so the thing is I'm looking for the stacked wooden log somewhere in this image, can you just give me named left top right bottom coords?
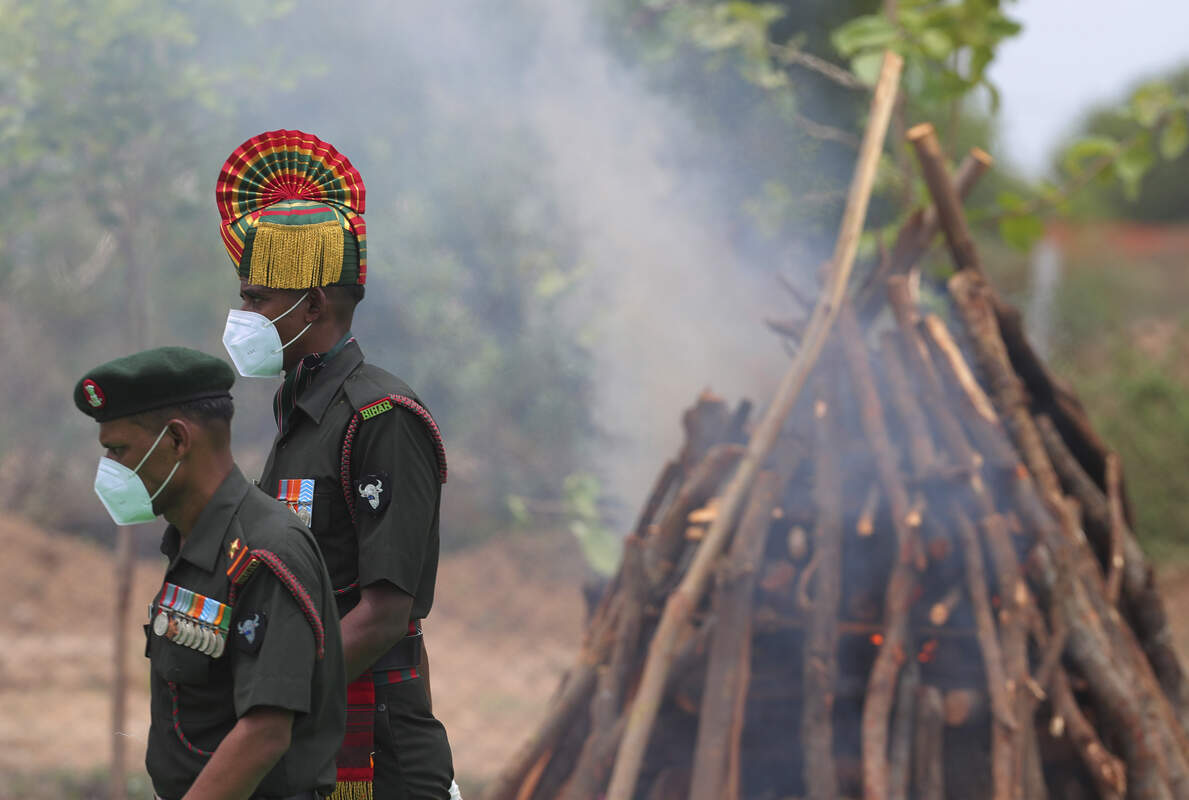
left=482, top=85, right=1187, bottom=800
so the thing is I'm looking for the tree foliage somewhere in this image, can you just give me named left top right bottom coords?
left=1051, top=67, right=1189, bottom=222
left=0, top=0, right=596, bottom=547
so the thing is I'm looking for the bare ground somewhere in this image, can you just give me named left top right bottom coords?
left=6, top=514, right=1189, bottom=795
left=0, top=515, right=587, bottom=792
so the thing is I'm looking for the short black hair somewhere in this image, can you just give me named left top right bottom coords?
left=327, top=283, right=365, bottom=309
left=129, top=396, right=235, bottom=433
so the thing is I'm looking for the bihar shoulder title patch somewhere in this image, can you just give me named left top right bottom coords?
left=355, top=472, right=391, bottom=515
left=359, top=398, right=394, bottom=420
left=235, top=611, right=268, bottom=655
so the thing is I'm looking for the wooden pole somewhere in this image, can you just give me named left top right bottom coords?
left=1033, top=413, right=1188, bottom=724
left=856, top=148, right=992, bottom=320
left=689, top=471, right=780, bottom=800
left=602, top=49, right=904, bottom=800
left=803, top=370, right=844, bottom=800
left=111, top=526, right=134, bottom=800
left=952, top=506, right=1017, bottom=800
left=912, top=686, right=945, bottom=800
left=907, top=123, right=984, bottom=276
left=838, top=302, right=922, bottom=800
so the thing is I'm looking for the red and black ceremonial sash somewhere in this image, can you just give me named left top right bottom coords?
left=329, top=620, right=423, bottom=799
left=330, top=674, right=375, bottom=800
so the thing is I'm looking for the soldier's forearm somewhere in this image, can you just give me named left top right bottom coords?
left=341, top=581, right=415, bottom=680
left=181, top=707, right=294, bottom=800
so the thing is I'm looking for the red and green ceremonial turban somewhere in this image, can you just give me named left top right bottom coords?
left=216, top=129, right=368, bottom=288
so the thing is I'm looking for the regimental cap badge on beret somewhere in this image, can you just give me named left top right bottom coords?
left=81, top=379, right=106, bottom=409
left=216, top=129, right=368, bottom=289
left=74, top=347, right=235, bottom=423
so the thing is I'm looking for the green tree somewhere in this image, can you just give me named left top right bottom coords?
left=0, top=0, right=599, bottom=548
left=1055, top=67, right=1189, bottom=222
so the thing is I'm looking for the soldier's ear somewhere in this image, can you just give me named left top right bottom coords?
left=305, top=287, right=328, bottom=323
left=164, top=418, right=194, bottom=458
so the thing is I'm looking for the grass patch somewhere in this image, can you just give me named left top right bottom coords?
left=1044, top=255, right=1189, bottom=561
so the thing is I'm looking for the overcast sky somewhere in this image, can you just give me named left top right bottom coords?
left=987, top=0, right=1189, bottom=177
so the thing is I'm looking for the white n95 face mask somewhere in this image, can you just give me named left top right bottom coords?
left=93, top=425, right=181, bottom=526
left=221, top=292, right=311, bottom=378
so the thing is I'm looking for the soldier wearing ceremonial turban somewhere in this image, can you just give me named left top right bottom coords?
left=215, top=130, right=456, bottom=800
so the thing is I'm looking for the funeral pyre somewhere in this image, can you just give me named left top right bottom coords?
left=482, top=57, right=1189, bottom=800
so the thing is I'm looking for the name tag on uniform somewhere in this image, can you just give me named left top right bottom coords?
left=277, top=478, right=315, bottom=527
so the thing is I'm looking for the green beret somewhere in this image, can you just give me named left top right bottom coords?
left=74, top=347, right=235, bottom=422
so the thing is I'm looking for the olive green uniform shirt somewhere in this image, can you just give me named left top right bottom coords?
left=144, top=467, right=346, bottom=800
left=259, top=340, right=442, bottom=619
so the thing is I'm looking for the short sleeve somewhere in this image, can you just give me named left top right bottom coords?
left=230, top=542, right=325, bottom=717
left=350, top=407, right=439, bottom=596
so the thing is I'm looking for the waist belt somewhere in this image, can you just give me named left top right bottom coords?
left=371, top=620, right=423, bottom=684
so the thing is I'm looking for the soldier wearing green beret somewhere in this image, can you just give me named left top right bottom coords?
left=76, top=346, right=345, bottom=800
left=215, top=131, right=456, bottom=799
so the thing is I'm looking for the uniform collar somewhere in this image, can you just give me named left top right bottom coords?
left=295, top=338, right=364, bottom=425
left=160, top=466, right=252, bottom=573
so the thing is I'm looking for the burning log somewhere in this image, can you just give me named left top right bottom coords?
left=1034, top=414, right=1188, bottom=725
left=802, top=372, right=845, bottom=800
left=928, top=584, right=963, bottom=627
left=487, top=108, right=1188, bottom=800
left=689, top=471, right=780, bottom=800
left=645, top=444, right=746, bottom=587
left=603, top=50, right=905, bottom=800
left=913, top=686, right=946, bottom=800
left=889, top=661, right=919, bottom=800
left=1050, top=668, right=1127, bottom=800
left=855, top=482, right=880, bottom=538
left=952, top=506, right=1018, bottom=800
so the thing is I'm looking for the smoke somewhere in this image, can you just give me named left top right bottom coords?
left=520, top=5, right=788, bottom=517
left=362, top=1, right=799, bottom=520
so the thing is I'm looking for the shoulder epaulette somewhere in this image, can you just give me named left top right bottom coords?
left=344, top=392, right=448, bottom=484
left=226, top=547, right=326, bottom=659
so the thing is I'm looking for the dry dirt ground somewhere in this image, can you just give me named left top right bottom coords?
left=6, top=515, right=1189, bottom=796
left=0, top=515, right=588, bottom=794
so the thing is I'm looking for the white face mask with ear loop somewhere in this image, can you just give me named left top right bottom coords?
left=221, top=292, right=312, bottom=378
left=93, top=425, right=182, bottom=526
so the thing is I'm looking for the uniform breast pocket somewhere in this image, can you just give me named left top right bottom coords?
left=312, top=480, right=358, bottom=583
left=152, top=639, right=211, bottom=685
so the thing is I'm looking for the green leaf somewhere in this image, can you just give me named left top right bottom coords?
left=569, top=520, right=621, bottom=578
left=1062, top=135, right=1119, bottom=177
left=918, top=28, right=954, bottom=60
left=1130, top=82, right=1174, bottom=128
left=724, top=1, right=785, bottom=26
left=831, top=15, right=898, bottom=57
left=968, top=45, right=994, bottom=84
left=998, top=214, right=1045, bottom=253
left=1116, top=133, right=1155, bottom=200
left=996, top=191, right=1029, bottom=214
left=506, top=495, right=530, bottom=526
left=1160, top=110, right=1189, bottom=161
left=850, top=50, right=885, bottom=87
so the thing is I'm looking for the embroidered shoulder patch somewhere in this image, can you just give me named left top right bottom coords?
left=355, top=471, right=391, bottom=515
left=235, top=610, right=268, bottom=655
left=359, top=398, right=393, bottom=420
